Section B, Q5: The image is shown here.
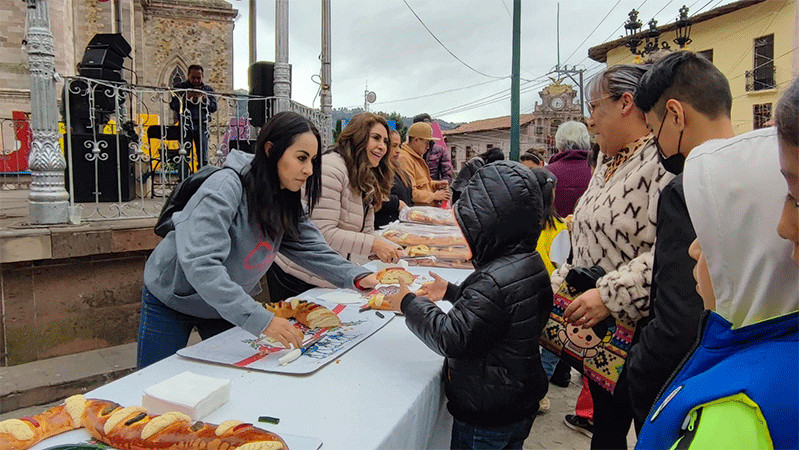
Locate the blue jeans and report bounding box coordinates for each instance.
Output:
[540,347,560,379]
[137,285,233,369]
[450,416,535,450]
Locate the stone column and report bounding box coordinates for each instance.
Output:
[274,0,290,113]
[320,0,332,148]
[25,0,69,224]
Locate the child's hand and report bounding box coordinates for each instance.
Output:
[384,279,413,312]
[415,271,448,301]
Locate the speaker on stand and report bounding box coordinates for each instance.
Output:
[66,133,135,203]
[248,61,291,128]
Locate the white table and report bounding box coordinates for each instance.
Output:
[32,263,473,450]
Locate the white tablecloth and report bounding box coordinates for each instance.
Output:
[32,263,473,450]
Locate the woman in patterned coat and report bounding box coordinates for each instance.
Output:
[267,113,405,300]
[550,64,673,449]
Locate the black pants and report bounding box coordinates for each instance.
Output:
[265,263,315,302]
[587,368,633,450]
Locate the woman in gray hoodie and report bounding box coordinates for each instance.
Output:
[138,111,378,368]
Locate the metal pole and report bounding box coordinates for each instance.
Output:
[510,0,521,161]
[112,0,122,34]
[320,0,332,148]
[249,0,256,65]
[25,0,69,224]
[556,2,560,71]
[579,68,585,117]
[274,0,291,113]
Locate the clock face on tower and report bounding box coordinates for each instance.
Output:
[550,97,565,110]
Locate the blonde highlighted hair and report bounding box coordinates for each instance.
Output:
[330,112,394,209]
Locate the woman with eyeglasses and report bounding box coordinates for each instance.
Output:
[268,112,405,301]
[551,64,673,449]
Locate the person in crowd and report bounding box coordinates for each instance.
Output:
[137,111,379,369]
[552,63,673,448]
[399,121,451,206]
[520,151,545,168]
[636,79,799,449]
[374,129,413,228]
[626,51,737,431]
[169,64,218,169]
[544,121,594,390]
[546,121,593,218]
[268,113,403,300]
[530,167,570,415]
[450,147,504,203]
[413,113,454,183]
[384,161,553,449]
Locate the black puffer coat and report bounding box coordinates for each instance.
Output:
[401,161,554,426]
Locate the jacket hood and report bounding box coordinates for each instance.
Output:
[684,127,798,328]
[223,149,254,173]
[455,161,543,267]
[549,148,588,164]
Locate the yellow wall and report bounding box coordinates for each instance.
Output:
[606,0,798,134]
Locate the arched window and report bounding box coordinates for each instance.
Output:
[169,66,185,87]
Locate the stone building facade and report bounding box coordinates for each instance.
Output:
[0,0,237,120]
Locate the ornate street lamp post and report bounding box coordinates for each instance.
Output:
[625,6,693,58]
[24,0,69,224]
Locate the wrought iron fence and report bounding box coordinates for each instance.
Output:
[1,77,331,222]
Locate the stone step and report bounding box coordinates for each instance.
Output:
[0,342,137,414]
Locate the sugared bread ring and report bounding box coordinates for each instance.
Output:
[265,298,341,329]
[0,394,288,450]
[375,267,415,285]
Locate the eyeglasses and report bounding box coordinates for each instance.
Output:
[585,94,620,114]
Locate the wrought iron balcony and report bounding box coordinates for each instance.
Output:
[745,65,777,91]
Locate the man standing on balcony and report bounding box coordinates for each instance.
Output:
[170,65,218,168]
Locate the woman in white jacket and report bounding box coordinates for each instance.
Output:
[268,113,404,300]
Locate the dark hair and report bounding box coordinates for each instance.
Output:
[244,111,322,241]
[587,143,600,170]
[412,113,432,123]
[634,51,732,119]
[480,147,504,163]
[530,167,562,229]
[520,152,542,165]
[775,78,799,147]
[187,64,204,74]
[330,112,394,209]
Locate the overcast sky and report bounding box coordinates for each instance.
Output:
[230,0,733,124]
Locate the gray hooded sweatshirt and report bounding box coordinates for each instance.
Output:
[143,150,370,337]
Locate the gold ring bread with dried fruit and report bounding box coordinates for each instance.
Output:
[375,267,415,285]
[0,394,288,450]
[381,230,466,247]
[265,298,341,329]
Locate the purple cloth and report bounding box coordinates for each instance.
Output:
[424,143,454,182]
[546,149,591,217]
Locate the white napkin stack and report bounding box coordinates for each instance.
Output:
[142,371,231,420]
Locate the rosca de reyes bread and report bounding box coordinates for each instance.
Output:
[365,293,395,311]
[375,267,415,285]
[0,394,288,450]
[407,245,471,261]
[265,298,341,329]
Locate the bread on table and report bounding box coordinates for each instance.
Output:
[265,298,341,329]
[375,267,415,285]
[0,394,288,450]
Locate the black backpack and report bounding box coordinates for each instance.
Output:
[154,166,240,237]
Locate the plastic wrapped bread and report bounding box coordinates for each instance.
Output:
[399,206,457,226]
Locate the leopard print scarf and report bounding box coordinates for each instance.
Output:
[603,134,653,182]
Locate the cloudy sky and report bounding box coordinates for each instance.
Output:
[230,0,733,124]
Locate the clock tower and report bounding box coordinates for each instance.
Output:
[527,78,584,158]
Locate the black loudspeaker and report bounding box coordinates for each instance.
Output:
[81,47,124,70]
[248,62,275,128]
[87,33,132,58]
[67,134,135,202]
[228,139,252,153]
